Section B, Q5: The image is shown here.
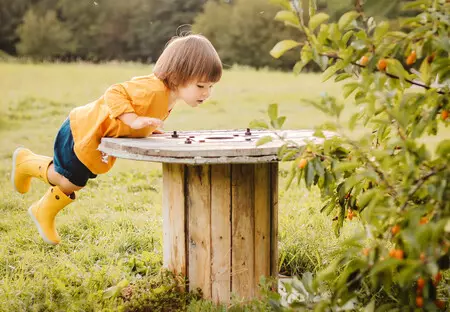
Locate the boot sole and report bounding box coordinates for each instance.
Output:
[11,147,27,194]
[28,206,58,245]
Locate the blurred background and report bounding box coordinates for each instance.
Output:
[0,0,406,69]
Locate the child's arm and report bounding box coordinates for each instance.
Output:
[104,80,164,130]
[118,112,163,130]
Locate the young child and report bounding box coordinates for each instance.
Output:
[11,34,222,245]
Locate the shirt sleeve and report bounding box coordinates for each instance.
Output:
[103,83,136,119]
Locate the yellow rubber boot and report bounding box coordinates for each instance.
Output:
[28,186,74,245]
[12,147,53,194]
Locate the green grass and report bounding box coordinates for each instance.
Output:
[0,62,378,311]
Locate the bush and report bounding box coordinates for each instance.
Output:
[16,9,75,60]
[257,0,449,309]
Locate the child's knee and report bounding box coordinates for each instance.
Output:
[59,177,83,194]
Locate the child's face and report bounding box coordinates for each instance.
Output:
[177,80,215,107]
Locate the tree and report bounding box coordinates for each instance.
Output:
[16,9,75,60]
[193,0,299,69]
[257,0,449,309]
[0,0,32,55]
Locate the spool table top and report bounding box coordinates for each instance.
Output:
[98,129,328,164]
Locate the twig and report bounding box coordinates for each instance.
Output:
[399,166,447,211]
[321,53,447,95]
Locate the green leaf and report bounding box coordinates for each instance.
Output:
[268,103,278,121]
[374,21,390,41]
[386,59,409,80]
[334,161,359,173]
[436,140,450,158]
[274,10,300,26]
[304,161,315,189]
[322,60,345,82]
[249,119,269,129]
[271,116,286,129]
[418,58,431,85]
[293,61,307,75]
[270,40,301,59]
[308,13,330,31]
[343,82,359,98]
[256,136,273,147]
[335,73,352,82]
[338,11,360,31]
[357,189,377,209]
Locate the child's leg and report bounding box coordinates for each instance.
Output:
[27,117,95,245]
[47,163,83,195]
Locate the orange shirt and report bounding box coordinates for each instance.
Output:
[69,74,170,174]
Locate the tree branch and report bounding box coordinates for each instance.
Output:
[399,166,447,212]
[322,52,448,95]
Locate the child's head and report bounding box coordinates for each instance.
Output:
[153,34,222,90]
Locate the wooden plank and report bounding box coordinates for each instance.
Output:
[231,164,255,299]
[211,164,231,303]
[99,129,329,160]
[254,163,271,294]
[97,145,279,164]
[187,165,212,298]
[162,163,186,276]
[270,163,279,280]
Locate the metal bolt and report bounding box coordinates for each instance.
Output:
[185,138,192,144]
[171,131,178,138]
[245,128,251,136]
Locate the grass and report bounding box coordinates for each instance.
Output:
[0,61,390,311]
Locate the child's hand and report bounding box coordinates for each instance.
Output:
[129,117,163,130]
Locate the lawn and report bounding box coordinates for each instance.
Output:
[0,61,392,311]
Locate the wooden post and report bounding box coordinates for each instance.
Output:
[162,162,278,303]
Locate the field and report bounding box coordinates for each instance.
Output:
[1,62,440,310]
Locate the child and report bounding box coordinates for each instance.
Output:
[11,34,222,245]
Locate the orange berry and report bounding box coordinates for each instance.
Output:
[391,225,401,235]
[360,55,369,66]
[416,296,424,308]
[417,277,425,289]
[435,299,445,310]
[298,158,308,169]
[434,272,442,285]
[362,248,370,256]
[377,59,387,71]
[394,249,404,260]
[389,249,396,257]
[406,51,417,65]
[442,110,449,121]
[419,252,426,262]
[347,209,354,220]
[419,217,428,224]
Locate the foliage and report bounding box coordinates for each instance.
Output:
[16,9,75,59]
[255,0,450,309]
[193,0,299,69]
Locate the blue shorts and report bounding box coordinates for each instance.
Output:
[53,118,97,187]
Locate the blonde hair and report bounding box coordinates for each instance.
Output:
[153,34,222,90]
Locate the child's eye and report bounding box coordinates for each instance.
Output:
[197,85,204,88]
